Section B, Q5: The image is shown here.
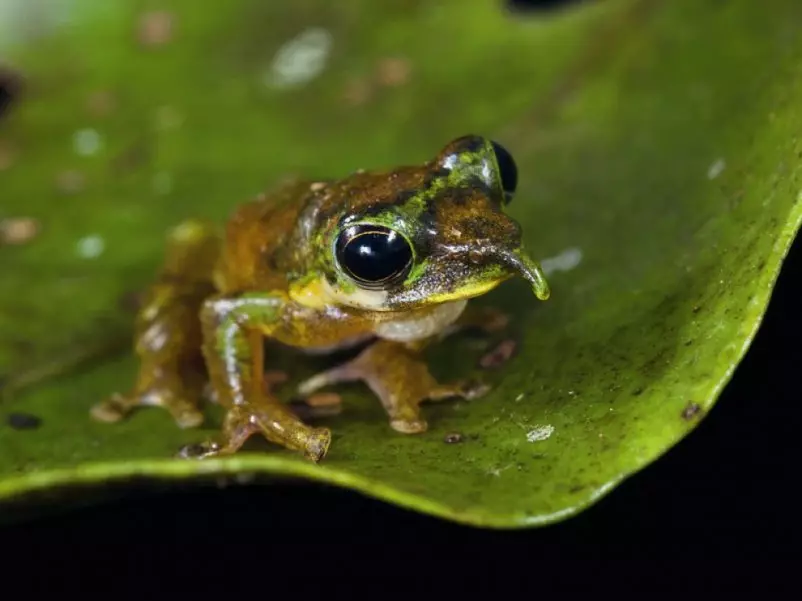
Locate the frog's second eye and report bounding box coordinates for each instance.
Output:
[335,225,413,288]
[490,140,518,204]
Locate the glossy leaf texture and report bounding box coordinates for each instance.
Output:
[1,0,801,527]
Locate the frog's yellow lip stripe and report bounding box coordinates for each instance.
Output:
[425,278,507,304]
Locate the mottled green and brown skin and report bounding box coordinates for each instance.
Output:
[91,136,550,461]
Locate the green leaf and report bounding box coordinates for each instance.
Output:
[1,0,801,527]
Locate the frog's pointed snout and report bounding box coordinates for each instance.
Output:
[496,248,551,301]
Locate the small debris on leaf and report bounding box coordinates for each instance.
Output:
[73,128,103,156]
[76,235,105,259]
[137,11,175,48]
[707,158,726,180]
[479,338,518,369]
[7,412,42,430]
[267,28,333,90]
[681,402,702,420]
[0,217,39,245]
[526,425,554,442]
[376,57,412,87]
[444,431,464,444]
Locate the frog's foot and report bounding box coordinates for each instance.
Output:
[297,339,490,434]
[91,381,204,429]
[178,402,332,462]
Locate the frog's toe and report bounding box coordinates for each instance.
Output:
[302,427,332,462]
[90,387,204,429]
[390,417,428,434]
[90,393,131,423]
[176,440,221,459]
[162,397,205,429]
[427,379,491,402]
[457,380,492,400]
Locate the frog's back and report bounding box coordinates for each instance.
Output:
[214,180,317,294]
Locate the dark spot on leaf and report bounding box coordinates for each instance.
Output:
[692,305,703,313]
[0,67,22,120]
[681,402,702,421]
[444,432,464,444]
[631,387,644,396]
[506,0,588,14]
[478,338,518,369]
[6,412,42,430]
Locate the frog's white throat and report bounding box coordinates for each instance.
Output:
[319,277,468,342]
[373,299,468,342]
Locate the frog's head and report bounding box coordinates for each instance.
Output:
[309,135,550,312]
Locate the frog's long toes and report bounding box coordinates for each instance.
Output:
[303,427,332,462]
[172,409,205,429]
[89,393,131,423]
[461,380,492,400]
[176,440,220,460]
[163,401,205,429]
[92,387,204,429]
[390,417,428,434]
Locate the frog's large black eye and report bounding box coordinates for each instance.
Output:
[491,140,518,204]
[335,225,413,288]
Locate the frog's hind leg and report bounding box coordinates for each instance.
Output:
[296,339,489,434]
[91,220,221,429]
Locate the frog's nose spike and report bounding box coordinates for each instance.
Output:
[497,248,550,301]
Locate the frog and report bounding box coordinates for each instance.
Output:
[90,135,550,462]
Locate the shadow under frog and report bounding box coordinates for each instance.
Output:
[91,135,551,462]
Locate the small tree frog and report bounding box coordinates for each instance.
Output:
[91,135,550,462]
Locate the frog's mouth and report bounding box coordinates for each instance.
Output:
[420,246,550,307]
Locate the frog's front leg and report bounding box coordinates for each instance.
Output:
[297,339,487,434]
[196,292,331,461]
